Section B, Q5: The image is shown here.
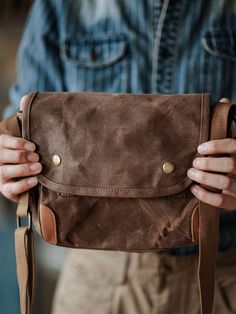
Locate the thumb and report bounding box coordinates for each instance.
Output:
[20,95,28,111]
[219,97,230,103]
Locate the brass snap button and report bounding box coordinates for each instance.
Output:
[162,162,175,174]
[52,155,61,167]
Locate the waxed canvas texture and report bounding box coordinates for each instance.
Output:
[20,92,211,251]
[24,92,210,197]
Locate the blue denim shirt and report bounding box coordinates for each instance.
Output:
[3,0,236,253]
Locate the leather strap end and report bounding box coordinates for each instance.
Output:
[15,227,35,314]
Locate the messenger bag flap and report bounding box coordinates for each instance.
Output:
[23,92,210,198]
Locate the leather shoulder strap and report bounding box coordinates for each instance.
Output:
[15,192,35,314]
[198,101,233,314]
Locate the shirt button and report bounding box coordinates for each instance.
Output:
[90,47,99,61]
[160,47,172,59]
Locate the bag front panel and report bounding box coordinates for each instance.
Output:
[38,185,199,251]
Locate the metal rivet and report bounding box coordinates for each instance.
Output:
[52,155,61,167]
[162,162,175,174]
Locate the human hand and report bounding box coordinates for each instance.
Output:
[0,95,42,202]
[187,98,236,211]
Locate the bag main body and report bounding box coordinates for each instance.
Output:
[2,92,235,314]
[21,92,211,252]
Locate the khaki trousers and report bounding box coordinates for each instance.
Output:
[52,250,236,314]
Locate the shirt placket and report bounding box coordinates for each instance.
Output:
[151,0,184,93]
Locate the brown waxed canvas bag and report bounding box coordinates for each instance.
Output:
[0,91,236,314]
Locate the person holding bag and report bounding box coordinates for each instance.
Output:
[1,1,236,313]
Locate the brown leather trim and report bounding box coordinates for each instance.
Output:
[191,203,199,243]
[0,113,21,137]
[39,204,57,244]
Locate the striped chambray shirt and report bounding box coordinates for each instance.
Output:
[3,0,236,254]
